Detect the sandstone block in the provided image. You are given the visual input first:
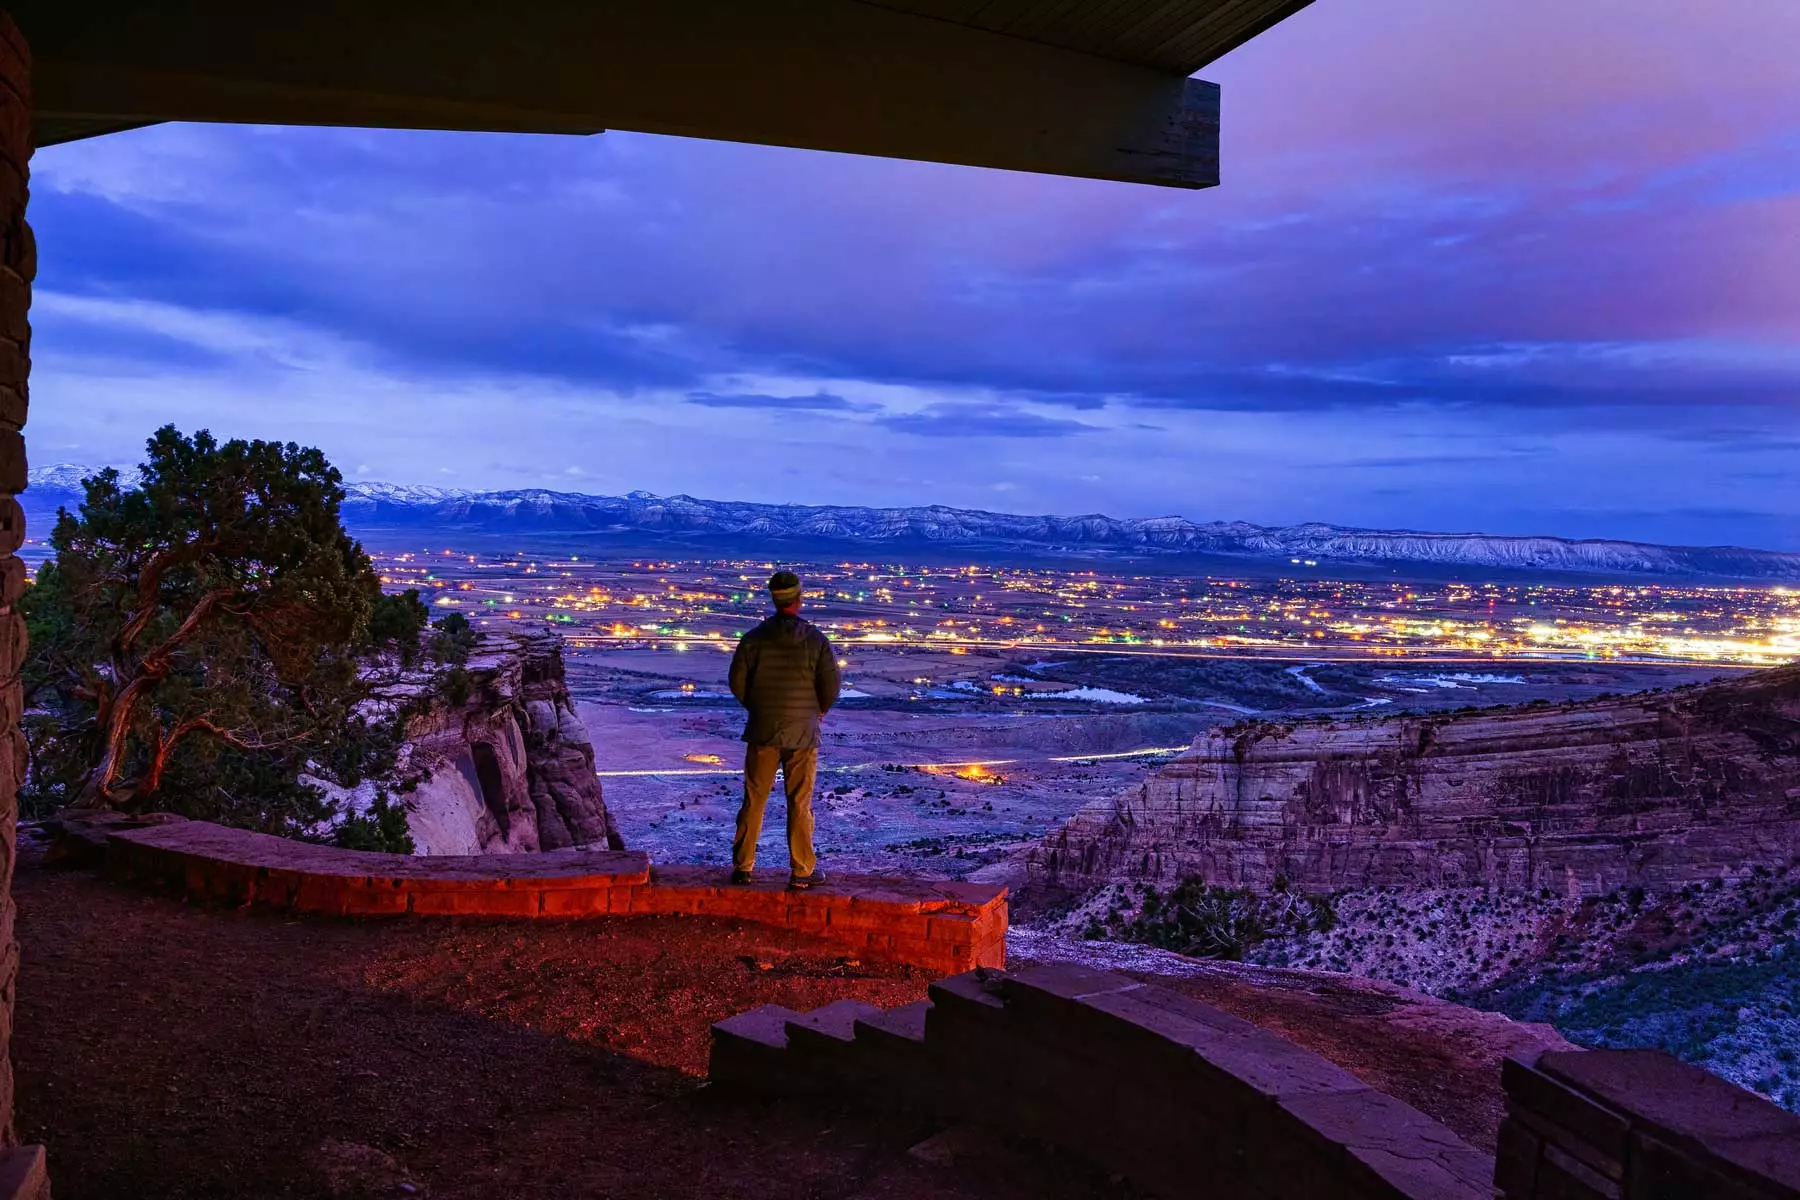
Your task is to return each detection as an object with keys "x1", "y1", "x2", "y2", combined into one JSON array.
[
  {"x1": 0, "y1": 37, "x2": 26, "y2": 112},
  {"x1": 1540, "y1": 1048, "x2": 1800, "y2": 1153},
  {"x1": 855, "y1": 999, "x2": 930, "y2": 1048},
  {"x1": 0, "y1": 1144, "x2": 47, "y2": 1200},
  {"x1": 1503, "y1": 1055, "x2": 1631, "y2": 1178},
  {"x1": 1277, "y1": 1089, "x2": 1494, "y2": 1200},
  {"x1": 1495, "y1": 1117, "x2": 1541, "y2": 1197},
  {"x1": 786, "y1": 998, "x2": 884, "y2": 1047},
  {"x1": 0, "y1": 500, "x2": 22, "y2": 555},
  {"x1": 340, "y1": 886, "x2": 413, "y2": 916},
  {"x1": 538, "y1": 887, "x2": 612, "y2": 917},
  {"x1": 0, "y1": 554, "x2": 24, "y2": 605},
  {"x1": 0, "y1": 90, "x2": 24, "y2": 171},
  {"x1": 709, "y1": 1004, "x2": 803, "y2": 1093},
  {"x1": 410, "y1": 888, "x2": 541, "y2": 917},
  {"x1": 0, "y1": 428, "x2": 22, "y2": 494}
]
